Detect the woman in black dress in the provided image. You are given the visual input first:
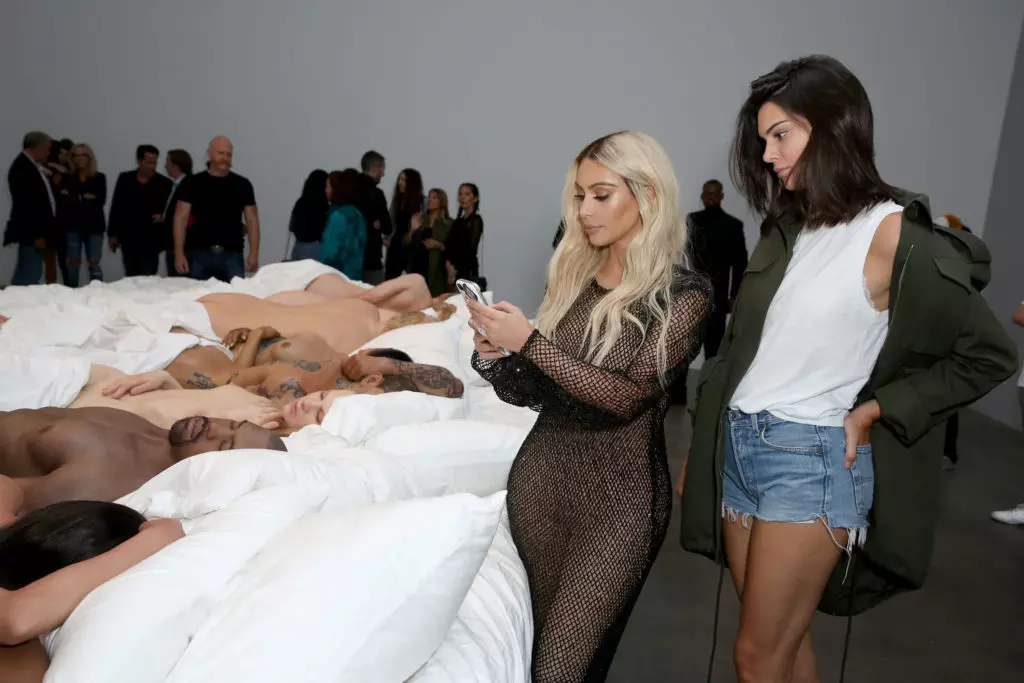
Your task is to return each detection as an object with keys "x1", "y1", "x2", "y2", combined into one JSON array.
[
  {"x1": 386, "y1": 168, "x2": 423, "y2": 279},
  {"x1": 445, "y1": 183, "x2": 483, "y2": 284},
  {"x1": 288, "y1": 169, "x2": 328, "y2": 261},
  {"x1": 466, "y1": 131, "x2": 710, "y2": 682}
]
